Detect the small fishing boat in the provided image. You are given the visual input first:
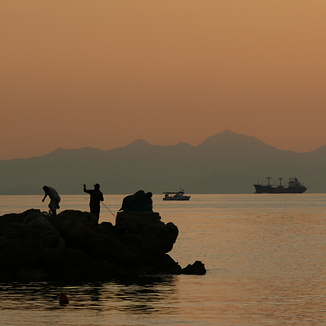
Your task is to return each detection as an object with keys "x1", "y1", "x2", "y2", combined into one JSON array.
[{"x1": 163, "y1": 189, "x2": 191, "y2": 201}]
